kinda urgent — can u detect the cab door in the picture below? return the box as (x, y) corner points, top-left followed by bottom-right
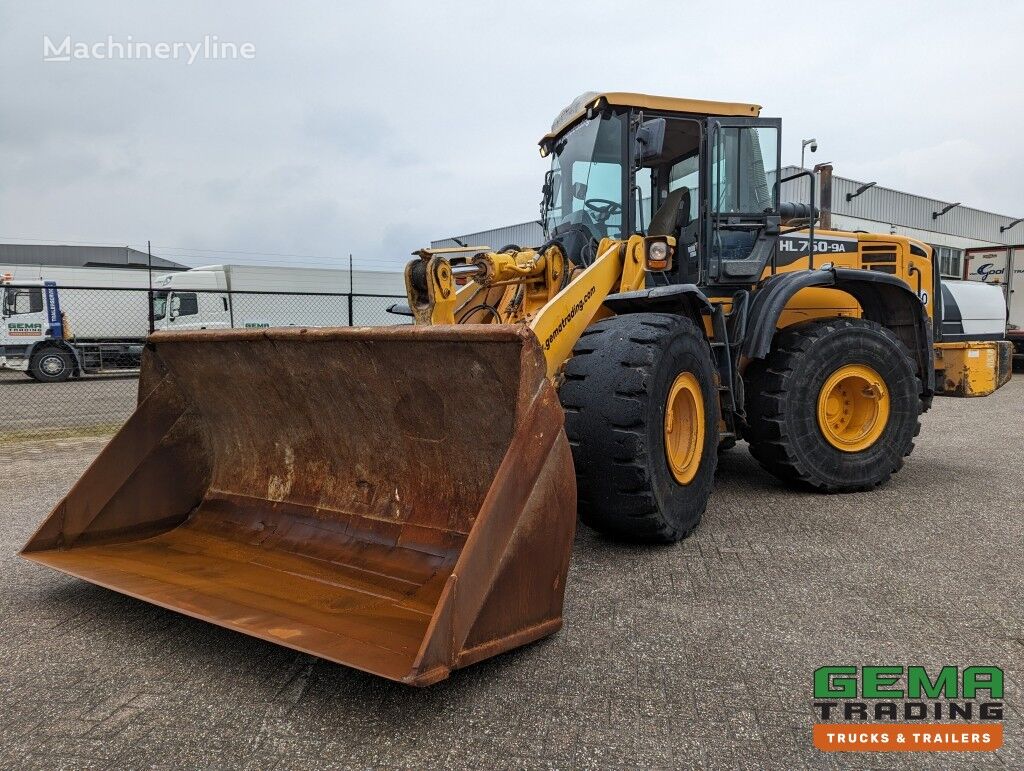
(703, 117), (782, 284)
(2, 285), (47, 345)
(166, 291), (231, 331)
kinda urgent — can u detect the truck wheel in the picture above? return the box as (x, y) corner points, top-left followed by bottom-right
(29, 347), (73, 383)
(559, 313), (719, 542)
(744, 318), (921, 491)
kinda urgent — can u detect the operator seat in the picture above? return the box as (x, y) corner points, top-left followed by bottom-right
(648, 187), (690, 239)
(647, 187), (699, 283)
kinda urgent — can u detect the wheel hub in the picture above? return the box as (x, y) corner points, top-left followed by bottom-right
(816, 364), (890, 452)
(41, 355), (65, 376)
(664, 372), (705, 484)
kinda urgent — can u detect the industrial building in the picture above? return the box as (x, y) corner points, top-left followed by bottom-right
(433, 166), (1023, 280)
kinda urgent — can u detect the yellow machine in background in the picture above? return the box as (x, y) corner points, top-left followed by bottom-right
(22, 91), (1010, 686)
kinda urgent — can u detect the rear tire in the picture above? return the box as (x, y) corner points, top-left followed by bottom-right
(744, 318), (921, 492)
(29, 346), (73, 383)
(558, 313), (719, 542)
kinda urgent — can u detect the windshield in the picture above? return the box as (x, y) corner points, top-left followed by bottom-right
(541, 112), (625, 240)
(152, 290), (169, 320)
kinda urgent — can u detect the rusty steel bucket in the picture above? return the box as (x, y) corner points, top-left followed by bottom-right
(21, 325), (576, 685)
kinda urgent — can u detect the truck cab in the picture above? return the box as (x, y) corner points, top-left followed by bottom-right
(152, 270), (231, 332)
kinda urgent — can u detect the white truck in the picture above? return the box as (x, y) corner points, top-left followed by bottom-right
(1, 276), (151, 382)
(1, 264), (406, 382)
(964, 246), (1024, 361)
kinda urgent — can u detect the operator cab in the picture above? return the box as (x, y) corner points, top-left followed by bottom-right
(539, 92), (782, 287)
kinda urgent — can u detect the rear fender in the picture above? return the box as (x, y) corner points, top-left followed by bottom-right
(742, 268), (935, 399)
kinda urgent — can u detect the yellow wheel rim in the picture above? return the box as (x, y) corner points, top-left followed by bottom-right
(664, 372), (705, 485)
(816, 364), (890, 453)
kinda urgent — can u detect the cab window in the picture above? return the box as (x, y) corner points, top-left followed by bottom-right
(634, 166), (652, 231)
(569, 158), (624, 238)
(668, 154), (699, 222)
(172, 292), (199, 317)
(3, 287), (43, 316)
(710, 126), (779, 214)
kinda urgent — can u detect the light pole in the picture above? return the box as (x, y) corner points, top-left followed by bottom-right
(801, 138), (818, 169)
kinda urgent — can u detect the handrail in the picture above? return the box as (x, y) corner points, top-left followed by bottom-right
(778, 169), (817, 271)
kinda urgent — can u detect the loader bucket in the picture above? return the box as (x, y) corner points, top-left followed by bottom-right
(21, 325), (576, 686)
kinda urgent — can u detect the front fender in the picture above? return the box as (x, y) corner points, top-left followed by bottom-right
(29, 340), (84, 375)
(602, 284), (713, 322)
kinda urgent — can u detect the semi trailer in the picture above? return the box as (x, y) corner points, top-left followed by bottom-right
(964, 245), (1024, 361)
(151, 264), (405, 332)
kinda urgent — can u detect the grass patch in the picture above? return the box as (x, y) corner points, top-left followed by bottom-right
(0, 423), (121, 445)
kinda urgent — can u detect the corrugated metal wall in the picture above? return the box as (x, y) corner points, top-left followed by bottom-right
(780, 166), (1016, 246)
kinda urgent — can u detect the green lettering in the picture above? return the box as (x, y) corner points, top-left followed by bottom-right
(863, 666), (904, 698)
(814, 666), (857, 698)
(963, 667), (1003, 699)
(907, 666), (957, 698)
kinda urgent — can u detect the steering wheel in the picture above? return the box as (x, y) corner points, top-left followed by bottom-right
(584, 198), (622, 223)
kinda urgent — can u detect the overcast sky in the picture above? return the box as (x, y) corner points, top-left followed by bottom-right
(1, 1), (1021, 270)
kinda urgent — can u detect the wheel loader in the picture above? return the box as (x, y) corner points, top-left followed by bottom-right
(22, 92), (1012, 685)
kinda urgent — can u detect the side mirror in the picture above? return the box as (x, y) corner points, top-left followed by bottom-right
(170, 296), (180, 320)
(571, 182), (587, 200)
(634, 118), (666, 162)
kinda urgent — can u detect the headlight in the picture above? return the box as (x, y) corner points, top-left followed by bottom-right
(645, 239), (674, 271)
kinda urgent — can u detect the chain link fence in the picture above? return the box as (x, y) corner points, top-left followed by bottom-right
(1, 285), (406, 444)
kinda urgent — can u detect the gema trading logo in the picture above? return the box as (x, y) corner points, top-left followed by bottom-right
(812, 665), (1004, 752)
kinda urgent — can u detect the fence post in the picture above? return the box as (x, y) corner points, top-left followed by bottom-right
(147, 240), (155, 334)
(348, 254), (355, 326)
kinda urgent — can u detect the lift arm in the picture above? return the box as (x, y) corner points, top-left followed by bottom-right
(403, 234), (671, 378)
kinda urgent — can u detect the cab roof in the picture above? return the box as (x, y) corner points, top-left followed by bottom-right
(541, 91), (762, 145)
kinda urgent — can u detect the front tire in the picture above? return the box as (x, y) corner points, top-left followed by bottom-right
(558, 313), (719, 542)
(29, 347), (73, 383)
(744, 318), (921, 491)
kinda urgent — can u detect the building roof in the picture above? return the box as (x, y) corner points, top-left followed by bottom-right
(542, 92), (762, 145)
(0, 244), (187, 271)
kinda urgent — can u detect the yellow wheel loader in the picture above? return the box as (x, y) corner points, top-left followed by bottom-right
(22, 92), (1011, 685)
